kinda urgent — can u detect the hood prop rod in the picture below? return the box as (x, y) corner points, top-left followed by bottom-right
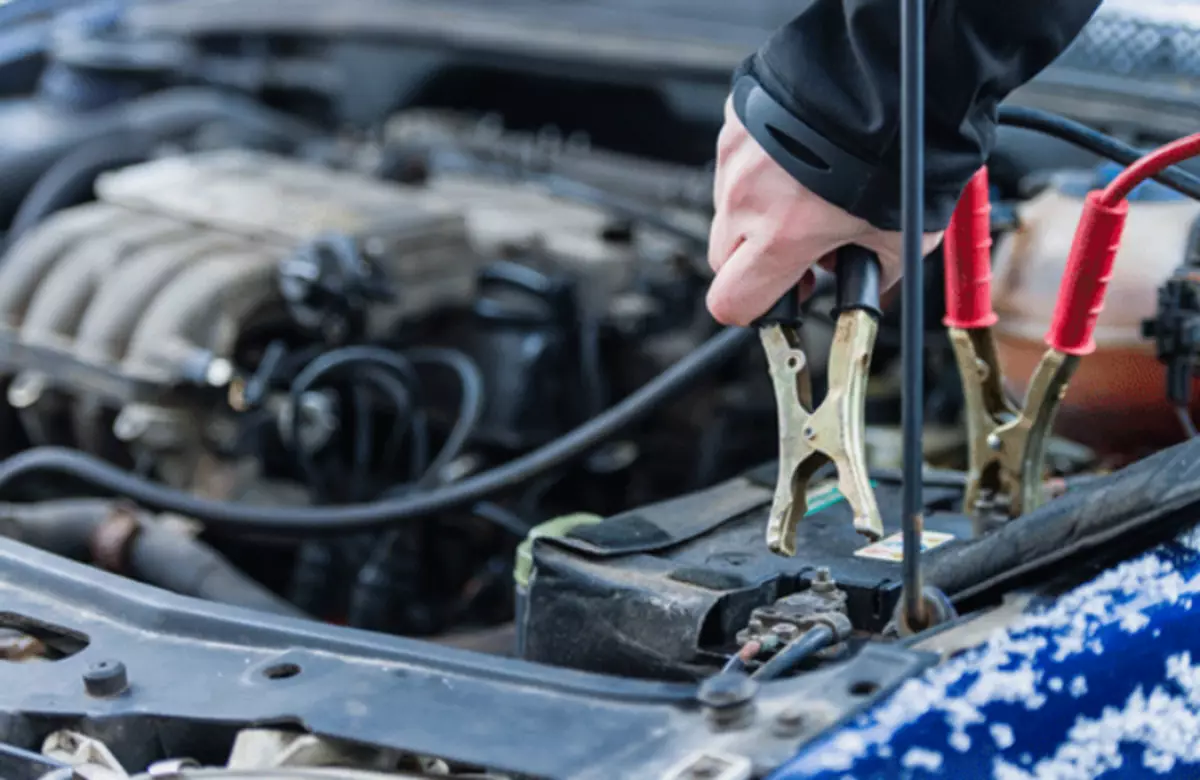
(900, 0), (930, 632)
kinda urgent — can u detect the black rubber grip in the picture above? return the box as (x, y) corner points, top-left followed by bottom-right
(753, 284), (803, 329)
(732, 75), (878, 209)
(832, 246), (883, 320)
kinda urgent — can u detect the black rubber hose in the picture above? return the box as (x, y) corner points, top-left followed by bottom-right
(7, 133), (154, 244)
(750, 625), (835, 681)
(577, 312), (608, 419)
(405, 347), (486, 486)
(287, 346), (427, 499)
(349, 382), (375, 502)
(359, 365), (428, 481)
(0, 498), (100, 560)
(120, 87), (319, 145)
(346, 346), (487, 622)
(0, 499), (303, 617)
(0, 327), (754, 536)
(0, 88), (319, 231)
(998, 106), (1200, 201)
(128, 522), (307, 618)
(471, 502), (531, 537)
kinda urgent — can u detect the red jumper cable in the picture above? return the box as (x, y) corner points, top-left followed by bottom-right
(945, 132), (1200, 529)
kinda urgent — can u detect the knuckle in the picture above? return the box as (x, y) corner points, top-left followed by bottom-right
(705, 287), (744, 326)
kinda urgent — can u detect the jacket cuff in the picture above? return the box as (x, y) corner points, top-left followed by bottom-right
(731, 59), (960, 233)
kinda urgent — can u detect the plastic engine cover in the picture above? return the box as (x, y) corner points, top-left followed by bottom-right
(519, 464), (971, 681)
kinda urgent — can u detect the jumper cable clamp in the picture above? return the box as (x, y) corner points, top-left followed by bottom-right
(757, 245), (885, 556)
(944, 166), (1126, 527)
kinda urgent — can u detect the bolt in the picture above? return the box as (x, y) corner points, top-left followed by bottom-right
(83, 659), (128, 697)
(987, 433), (1002, 452)
(803, 426), (815, 440)
(684, 756), (726, 779)
(772, 622), (800, 642)
(698, 671), (757, 708)
(772, 705), (807, 737)
(697, 671), (758, 731)
(812, 566), (836, 593)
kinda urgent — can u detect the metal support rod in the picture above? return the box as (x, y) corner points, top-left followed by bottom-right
(900, 0), (927, 629)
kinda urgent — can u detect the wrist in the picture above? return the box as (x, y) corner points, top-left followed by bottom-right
(731, 64), (966, 232)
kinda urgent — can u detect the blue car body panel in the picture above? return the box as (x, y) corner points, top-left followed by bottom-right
(775, 525), (1200, 779)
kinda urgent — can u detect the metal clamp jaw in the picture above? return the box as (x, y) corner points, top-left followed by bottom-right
(757, 246), (885, 556)
(948, 327), (1078, 525)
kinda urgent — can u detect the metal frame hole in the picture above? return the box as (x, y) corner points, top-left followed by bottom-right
(262, 662), (302, 680)
(849, 680), (879, 696)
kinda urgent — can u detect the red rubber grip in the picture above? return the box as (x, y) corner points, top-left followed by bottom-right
(942, 168), (997, 329)
(1045, 190), (1128, 356)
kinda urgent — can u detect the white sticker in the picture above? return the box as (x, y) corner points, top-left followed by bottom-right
(853, 530), (956, 562)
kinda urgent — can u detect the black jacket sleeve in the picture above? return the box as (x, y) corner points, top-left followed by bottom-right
(732, 0), (1102, 232)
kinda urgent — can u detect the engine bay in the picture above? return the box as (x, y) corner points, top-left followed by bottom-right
(4, 1), (1200, 778)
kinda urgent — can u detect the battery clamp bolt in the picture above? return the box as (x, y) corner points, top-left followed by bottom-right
(811, 566), (835, 593)
(697, 671), (757, 731)
(771, 622), (800, 642)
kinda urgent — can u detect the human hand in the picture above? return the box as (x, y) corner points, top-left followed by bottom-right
(706, 97), (943, 326)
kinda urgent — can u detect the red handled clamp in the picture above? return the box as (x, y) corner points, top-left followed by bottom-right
(944, 168), (1126, 526)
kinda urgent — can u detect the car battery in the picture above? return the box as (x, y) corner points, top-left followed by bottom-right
(515, 463), (973, 681)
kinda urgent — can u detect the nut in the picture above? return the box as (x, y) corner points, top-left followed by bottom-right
(811, 566), (836, 593)
(697, 671), (757, 731)
(697, 671), (757, 709)
(772, 622), (800, 642)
